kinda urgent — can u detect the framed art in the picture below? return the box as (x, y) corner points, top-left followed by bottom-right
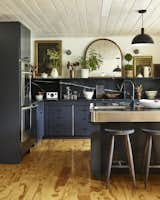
(34, 40), (62, 76)
(133, 56), (153, 77)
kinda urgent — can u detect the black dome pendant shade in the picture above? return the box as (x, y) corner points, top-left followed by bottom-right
(113, 66), (121, 72)
(132, 10), (154, 45)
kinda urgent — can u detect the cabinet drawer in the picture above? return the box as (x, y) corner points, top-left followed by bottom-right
(44, 103), (72, 137)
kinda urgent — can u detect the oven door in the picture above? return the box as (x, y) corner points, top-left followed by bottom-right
(21, 106), (31, 143)
(20, 60), (32, 107)
(21, 72), (32, 107)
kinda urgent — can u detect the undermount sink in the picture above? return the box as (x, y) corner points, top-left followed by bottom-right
(139, 99), (160, 108)
(93, 105), (128, 110)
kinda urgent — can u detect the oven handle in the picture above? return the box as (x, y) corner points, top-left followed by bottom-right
(21, 106), (32, 110)
(31, 104), (38, 109)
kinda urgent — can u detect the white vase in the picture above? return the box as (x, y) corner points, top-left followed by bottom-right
(81, 69), (89, 78)
(51, 68), (58, 78)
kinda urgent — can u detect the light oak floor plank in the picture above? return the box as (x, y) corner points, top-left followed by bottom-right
(0, 139), (160, 200)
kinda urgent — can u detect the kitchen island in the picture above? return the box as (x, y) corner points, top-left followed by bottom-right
(90, 105), (160, 179)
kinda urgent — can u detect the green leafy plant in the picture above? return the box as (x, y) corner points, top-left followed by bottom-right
(46, 49), (60, 69)
(79, 56), (88, 69)
(124, 53), (133, 70)
(124, 64), (133, 70)
(79, 50), (103, 71)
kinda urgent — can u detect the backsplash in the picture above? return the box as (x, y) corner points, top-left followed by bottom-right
(32, 78), (160, 101)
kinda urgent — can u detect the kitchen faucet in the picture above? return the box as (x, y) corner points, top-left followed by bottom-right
(120, 80), (135, 108)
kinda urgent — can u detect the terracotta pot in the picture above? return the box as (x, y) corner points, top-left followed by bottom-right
(125, 70), (133, 78)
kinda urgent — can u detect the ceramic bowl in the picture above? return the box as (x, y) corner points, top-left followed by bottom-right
(35, 94), (43, 101)
(145, 90), (158, 99)
(104, 92), (121, 99)
(83, 90), (94, 100)
(139, 99), (160, 108)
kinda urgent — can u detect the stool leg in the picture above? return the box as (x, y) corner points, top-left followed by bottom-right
(143, 135), (149, 168)
(106, 135), (114, 189)
(124, 135), (136, 188)
(144, 135), (152, 189)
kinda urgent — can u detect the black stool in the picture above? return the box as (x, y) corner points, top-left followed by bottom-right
(105, 128), (136, 188)
(142, 128), (160, 188)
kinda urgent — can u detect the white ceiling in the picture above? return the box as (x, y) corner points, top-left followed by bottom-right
(0, 0), (160, 37)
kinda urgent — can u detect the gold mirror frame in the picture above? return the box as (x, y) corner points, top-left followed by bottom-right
(84, 38), (123, 77)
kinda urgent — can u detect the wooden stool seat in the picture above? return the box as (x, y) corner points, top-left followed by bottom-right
(142, 128), (160, 136)
(105, 128), (134, 135)
(142, 128), (160, 188)
(104, 128), (136, 189)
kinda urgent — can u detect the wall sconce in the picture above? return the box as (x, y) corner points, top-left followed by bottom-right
(65, 49), (72, 55)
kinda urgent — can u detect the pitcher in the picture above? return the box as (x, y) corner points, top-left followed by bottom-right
(143, 66), (151, 77)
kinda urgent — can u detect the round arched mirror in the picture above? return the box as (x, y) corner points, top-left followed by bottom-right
(84, 39), (123, 77)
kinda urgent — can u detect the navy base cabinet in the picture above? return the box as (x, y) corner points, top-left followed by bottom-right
(74, 103), (93, 137)
(43, 101), (93, 138)
(37, 102), (44, 141)
(44, 102), (73, 137)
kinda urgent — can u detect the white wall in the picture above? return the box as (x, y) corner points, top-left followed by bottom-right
(31, 35), (160, 77)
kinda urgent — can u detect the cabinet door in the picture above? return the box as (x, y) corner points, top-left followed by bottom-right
(20, 24), (30, 59)
(31, 105), (37, 142)
(45, 102), (72, 137)
(74, 104), (93, 137)
(37, 102), (44, 141)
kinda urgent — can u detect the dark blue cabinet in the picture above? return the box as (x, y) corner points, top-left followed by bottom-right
(20, 24), (30, 59)
(43, 101), (93, 138)
(31, 105), (38, 141)
(44, 102), (73, 137)
(37, 102), (44, 141)
(74, 103), (93, 137)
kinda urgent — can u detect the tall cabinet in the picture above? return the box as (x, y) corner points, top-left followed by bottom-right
(0, 22), (31, 163)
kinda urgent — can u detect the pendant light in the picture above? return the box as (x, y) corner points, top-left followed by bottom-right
(113, 57), (121, 72)
(132, 10), (154, 45)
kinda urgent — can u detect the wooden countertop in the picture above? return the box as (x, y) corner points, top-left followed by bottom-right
(90, 108), (160, 122)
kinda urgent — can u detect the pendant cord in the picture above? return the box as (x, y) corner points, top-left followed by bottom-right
(142, 13), (143, 28)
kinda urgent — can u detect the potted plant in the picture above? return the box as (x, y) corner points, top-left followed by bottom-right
(79, 50), (103, 78)
(79, 55), (89, 78)
(124, 53), (133, 77)
(47, 49), (60, 78)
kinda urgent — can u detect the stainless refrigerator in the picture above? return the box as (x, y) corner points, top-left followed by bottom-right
(20, 59), (37, 153)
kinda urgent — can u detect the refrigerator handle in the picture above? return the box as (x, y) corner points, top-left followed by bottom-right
(30, 107), (32, 130)
(29, 73), (32, 105)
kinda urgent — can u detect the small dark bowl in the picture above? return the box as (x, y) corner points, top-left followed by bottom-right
(104, 92), (121, 99)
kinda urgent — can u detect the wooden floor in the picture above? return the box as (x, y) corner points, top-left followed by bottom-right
(0, 139), (160, 200)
